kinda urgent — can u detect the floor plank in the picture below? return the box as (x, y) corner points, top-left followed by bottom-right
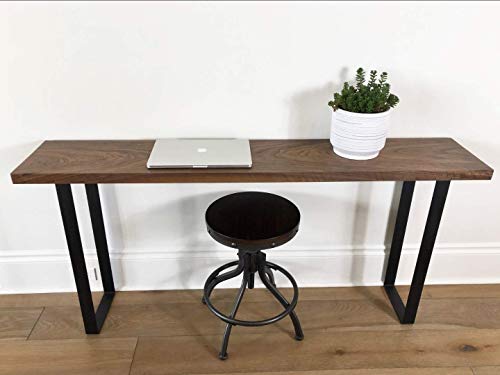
(0, 338), (137, 375)
(1, 286), (500, 374)
(29, 303), (227, 340)
(418, 298), (500, 329)
(0, 288), (383, 307)
(27, 297), (400, 340)
(0, 308), (42, 340)
(472, 367), (500, 375)
(2, 284), (500, 308)
(0, 292), (102, 308)
(28, 296), (500, 340)
(421, 285), (500, 300)
(199, 369), (473, 375)
(130, 329), (500, 374)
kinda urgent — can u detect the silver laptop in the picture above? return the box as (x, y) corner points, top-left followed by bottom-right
(147, 139), (252, 169)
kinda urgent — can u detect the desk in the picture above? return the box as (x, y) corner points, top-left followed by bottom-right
(11, 138), (494, 333)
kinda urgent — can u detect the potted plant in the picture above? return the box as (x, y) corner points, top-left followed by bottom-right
(328, 68), (399, 160)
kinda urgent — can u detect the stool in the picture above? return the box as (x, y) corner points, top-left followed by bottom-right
(203, 191), (304, 360)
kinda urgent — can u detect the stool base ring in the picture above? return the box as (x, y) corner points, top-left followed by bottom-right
(204, 257), (299, 327)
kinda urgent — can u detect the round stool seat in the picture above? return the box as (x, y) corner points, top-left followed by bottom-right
(206, 191), (300, 251)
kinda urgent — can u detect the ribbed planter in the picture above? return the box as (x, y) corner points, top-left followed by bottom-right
(330, 108), (391, 160)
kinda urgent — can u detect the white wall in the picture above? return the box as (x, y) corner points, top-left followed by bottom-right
(2, 1), (499, 293)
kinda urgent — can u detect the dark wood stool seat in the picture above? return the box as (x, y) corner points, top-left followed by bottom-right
(205, 191), (300, 251)
(203, 191), (303, 360)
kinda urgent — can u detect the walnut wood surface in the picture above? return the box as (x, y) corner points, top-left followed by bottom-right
(11, 138), (493, 184)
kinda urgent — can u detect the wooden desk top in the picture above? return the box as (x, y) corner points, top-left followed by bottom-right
(11, 138), (493, 184)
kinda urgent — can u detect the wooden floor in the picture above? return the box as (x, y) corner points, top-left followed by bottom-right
(1, 285), (500, 375)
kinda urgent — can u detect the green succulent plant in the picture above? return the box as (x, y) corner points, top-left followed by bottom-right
(328, 68), (399, 114)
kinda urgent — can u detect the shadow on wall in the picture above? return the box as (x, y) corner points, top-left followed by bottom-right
(351, 181), (402, 318)
(98, 177), (403, 291)
(99, 184), (126, 290)
(287, 67), (349, 139)
(382, 181), (403, 283)
(348, 181), (403, 287)
(97, 62), (402, 291)
(286, 66), (376, 287)
(286, 67), (404, 288)
(349, 183), (372, 285)
(102, 187), (231, 290)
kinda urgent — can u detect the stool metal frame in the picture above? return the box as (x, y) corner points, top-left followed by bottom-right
(203, 191), (305, 360)
(203, 249), (303, 360)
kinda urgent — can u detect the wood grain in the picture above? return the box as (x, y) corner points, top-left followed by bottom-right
(130, 329), (500, 374)
(198, 369), (473, 375)
(0, 287), (500, 374)
(0, 292), (101, 308)
(3, 285), (499, 308)
(29, 298), (395, 340)
(11, 138), (493, 184)
(0, 288), (387, 308)
(0, 284), (486, 311)
(0, 338), (136, 375)
(0, 308), (42, 340)
(28, 296), (500, 340)
(472, 366), (500, 374)
(29, 303), (227, 340)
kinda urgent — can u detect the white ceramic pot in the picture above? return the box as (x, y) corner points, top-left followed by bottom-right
(330, 108), (391, 160)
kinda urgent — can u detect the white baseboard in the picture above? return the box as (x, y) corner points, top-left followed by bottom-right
(1, 243), (500, 294)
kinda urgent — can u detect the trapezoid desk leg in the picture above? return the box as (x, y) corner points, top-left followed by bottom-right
(56, 184), (115, 334)
(384, 180), (450, 324)
(384, 181), (415, 322)
(403, 180), (450, 323)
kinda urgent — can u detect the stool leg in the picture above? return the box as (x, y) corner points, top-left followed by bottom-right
(265, 266), (276, 287)
(248, 273), (255, 289)
(247, 252), (257, 289)
(259, 263), (304, 341)
(219, 275), (248, 360)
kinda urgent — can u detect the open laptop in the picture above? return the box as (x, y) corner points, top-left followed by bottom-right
(147, 139), (252, 169)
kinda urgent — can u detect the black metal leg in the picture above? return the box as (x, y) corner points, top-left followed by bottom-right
(383, 181), (415, 322)
(56, 184), (97, 333)
(383, 181), (450, 324)
(219, 275), (248, 360)
(404, 180), (450, 323)
(258, 259), (304, 340)
(384, 181), (415, 286)
(248, 273), (255, 289)
(56, 184), (115, 334)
